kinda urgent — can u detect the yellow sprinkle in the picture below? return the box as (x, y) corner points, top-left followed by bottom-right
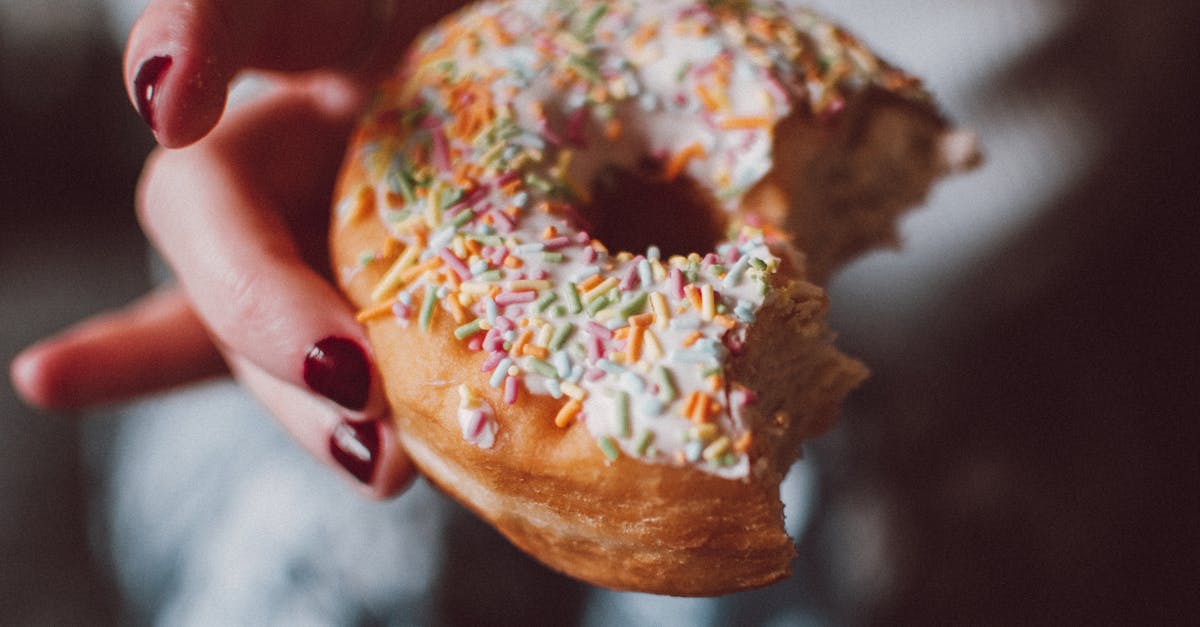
(650, 292), (670, 329)
(506, 279), (552, 291)
(555, 398), (583, 428)
(560, 381), (587, 401)
(702, 436), (732, 461)
(458, 281), (491, 295)
(534, 323), (553, 348)
(583, 277), (619, 303)
(690, 423), (719, 443)
(370, 244), (422, 302)
(457, 384), (479, 408)
(642, 329), (664, 360)
(701, 284), (715, 321)
(650, 258), (668, 281)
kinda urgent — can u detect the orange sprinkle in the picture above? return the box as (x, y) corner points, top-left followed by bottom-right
(603, 119), (623, 140)
(682, 390), (702, 419)
(712, 314), (737, 329)
(707, 374), (724, 392)
(463, 238), (482, 257)
(628, 326), (645, 362)
(691, 393), (713, 424)
(663, 142), (706, 181)
(718, 115), (772, 130)
(684, 284), (703, 310)
(613, 326), (631, 340)
(578, 274), (604, 292)
(628, 313), (654, 328)
(397, 256), (443, 284)
(682, 330), (703, 347)
(541, 225), (558, 240)
(555, 399), (583, 428)
(503, 255), (524, 269)
(355, 299), (396, 323)
(510, 328), (533, 357)
(695, 83), (723, 112)
(522, 344), (549, 360)
(734, 432), (754, 454)
(446, 293), (467, 324)
(381, 237), (402, 260)
(631, 21), (660, 48)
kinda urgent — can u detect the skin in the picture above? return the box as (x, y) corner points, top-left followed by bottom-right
(10, 0), (464, 499)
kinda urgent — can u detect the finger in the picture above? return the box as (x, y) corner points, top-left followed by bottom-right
(228, 353), (415, 498)
(124, 0), (463, 146)
(10, 289), (226, 411)
(136, 84), (388, 421)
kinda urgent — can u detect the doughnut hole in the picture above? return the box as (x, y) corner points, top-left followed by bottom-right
(582, 162), (728, 259)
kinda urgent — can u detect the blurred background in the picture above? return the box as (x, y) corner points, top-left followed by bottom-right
(2, 0), (1196, 624)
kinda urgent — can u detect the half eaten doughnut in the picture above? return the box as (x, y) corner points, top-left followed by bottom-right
(330, 0), (978, 596)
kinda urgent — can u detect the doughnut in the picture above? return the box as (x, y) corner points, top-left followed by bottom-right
(330, 0), (978, 595)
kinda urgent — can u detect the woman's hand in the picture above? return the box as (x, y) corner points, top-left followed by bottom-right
(10, 0), (462, 498)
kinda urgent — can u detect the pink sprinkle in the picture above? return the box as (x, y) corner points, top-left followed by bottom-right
(392, 302), (411, 320)
(503, 375), (520, 404)
(494, 170), (522, 187)
(490, 246), (508, 266)
(543, 236), (571, 250)
(494, 316), (515, 332)
(431, 128), (451, 172)
(725, 247), (740, 264)
(620, 263), (640, 291)
(586, 321), (613, 340)
(490, 209), (515, 232)
(531, 269), (548, 280)
(466, 334), (484, 351)
(438, 248), (471, 281)
(483, 329), (504, 353)
(587, 335), (604, 361)
(586, 368), (606, 382)
(575, 231), (591, 244)
(669, 267), (685, 299)
(702, 253), (720, 266)
(565, 107), (589, 147)
(419, 115), (442, 130)
(495, 291), (537, 306)
(584, 247), (598, 264)
(468, 410), (489, 439)
(481, 349), (505, 371)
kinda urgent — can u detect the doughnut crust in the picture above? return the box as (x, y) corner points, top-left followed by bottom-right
(330, 0), (977, 595)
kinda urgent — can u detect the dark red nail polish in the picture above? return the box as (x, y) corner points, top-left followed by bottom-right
(133, 55), (172, 130)
(304, 336), (371, 411)
(329, 419), (381, 485)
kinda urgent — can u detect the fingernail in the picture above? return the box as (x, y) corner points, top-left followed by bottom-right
(304, 336), (371, 411)
(329, 419), (381, 485)
(133, 55), (172, 130)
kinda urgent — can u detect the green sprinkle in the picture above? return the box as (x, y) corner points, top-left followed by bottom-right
(419, 285), (438, 332)
(552, 304), (569, 317)
(597, 436), (620, 462)
(535, 291), (558, 312)
(387, 168), (416, 204)
(617, 291), (648, 318)
(476, 269), (504, 282)
(709, 264), (726, 276)
(582, 3), (607, 35)
(749, 258), (767, 271)
(451, 208), (475, 228)
(357, 251), (376, 267)
(586, 295), (610, 316)
(655, 366), (677, 403)
(542, 251), (565, 263)
(527, 358), (558, 379)
(565, 283), (584, 314)
(549, 323), (575, 351)
(453, 319), (482, 340)
(614, 391), (631, 438)
(720, 452), (739, 467)
(634, 429), (655, 456)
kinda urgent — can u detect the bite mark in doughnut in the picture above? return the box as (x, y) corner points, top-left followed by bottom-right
(331, 0), (978, 595)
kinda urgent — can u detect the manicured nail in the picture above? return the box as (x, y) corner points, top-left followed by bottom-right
(133, 55), (172, 130)
(329, 419), (381, 485)
(304, 336), (371, 411)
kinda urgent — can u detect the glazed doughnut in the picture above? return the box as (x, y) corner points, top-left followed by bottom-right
(330, 0), (977, 595)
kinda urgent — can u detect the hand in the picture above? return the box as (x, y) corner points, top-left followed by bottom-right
(10, 0), (462, 498)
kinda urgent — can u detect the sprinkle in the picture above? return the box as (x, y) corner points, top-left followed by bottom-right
(627, 326), (645, 362)
(485, 296), (499, 324)
(734, 432), (753, 454)
(583, 277), (619, 303)
(356, 299), (397, 323)
(628, 312), (654, 328)
(438, 248), (471, 281)
(535, 291), (558, 312)
(663, 142), (706, 181)
(555, 398), (583, 427)
(509, 328), (533, 357)
(419, 285), (438, 332)
(682, 331), (703, 347)
(722, 255), (751, 288)
(398, 256), (444, 286)
(549, 323), (575, 351)
(649, 292), (670, 329)
(634, 429), (655, 456)
(560, 380), (587, 401)
(700, 284), (716, 321)
(617, 291), (648, 318)
(371, 244), (422, 302)
(718, 115), (772, 130)
(597, 435), (620, 462)
(564, 283), (584, 314)
(495, 291), (537, 306)
(489, 358), (513, 387)
(454, 319), (483, 340)
(685, 440), (703, 463)
(702, 436), (732, 462)
(507, 279), (552, 291)
(655, 366), (677, 402)
(585, 295), (610, 316)
(613, 390), (631, 438)
(503, 374), (520, 404)
(642, 329), (664, 360)
(527, 358), (558, 379)
(620, 263), (640, 291)
(668, 267), (685, 299)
